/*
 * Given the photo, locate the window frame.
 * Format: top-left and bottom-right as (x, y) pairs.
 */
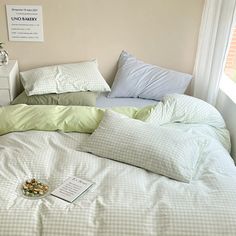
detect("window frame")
(220, 10), (236, 103)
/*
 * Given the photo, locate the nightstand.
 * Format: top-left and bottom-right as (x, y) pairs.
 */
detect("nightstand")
(0, 60), (20, 106)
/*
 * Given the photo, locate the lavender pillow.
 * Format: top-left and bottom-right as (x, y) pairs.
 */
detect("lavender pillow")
(109, 51), (192, 100)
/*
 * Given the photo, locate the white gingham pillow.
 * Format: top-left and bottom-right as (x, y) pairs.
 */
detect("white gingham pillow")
(80, 110), (200, 182)
(20, 60), (111, 96)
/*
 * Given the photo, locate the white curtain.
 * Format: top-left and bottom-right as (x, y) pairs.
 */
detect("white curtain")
(193, 0), (236, 105)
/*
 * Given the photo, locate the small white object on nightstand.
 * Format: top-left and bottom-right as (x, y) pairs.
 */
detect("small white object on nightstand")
(0, 60), (20, 106)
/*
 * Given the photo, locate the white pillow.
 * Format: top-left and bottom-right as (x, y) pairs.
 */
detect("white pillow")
(108, 51), (192, 100)
(20, 60), (111, 96)
(80, 110), (200, 182)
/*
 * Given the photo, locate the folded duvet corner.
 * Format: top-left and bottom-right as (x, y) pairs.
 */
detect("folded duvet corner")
(0, 104), (141, 135)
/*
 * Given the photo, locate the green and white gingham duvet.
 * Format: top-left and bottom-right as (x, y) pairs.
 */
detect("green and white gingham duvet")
(0, 94), (236, 236)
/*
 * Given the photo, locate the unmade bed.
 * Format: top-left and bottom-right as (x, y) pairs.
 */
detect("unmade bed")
(1, 51), (236, 235)
(0, 94), (236, 236)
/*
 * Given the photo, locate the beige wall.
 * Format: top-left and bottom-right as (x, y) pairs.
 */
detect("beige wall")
(0, 0), (204, 85)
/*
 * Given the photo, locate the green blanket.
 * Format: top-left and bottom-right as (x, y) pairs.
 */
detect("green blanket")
(0, 104), (154, 135)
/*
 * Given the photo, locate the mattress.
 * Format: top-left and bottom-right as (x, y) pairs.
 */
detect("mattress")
(96, 92), (158, 108)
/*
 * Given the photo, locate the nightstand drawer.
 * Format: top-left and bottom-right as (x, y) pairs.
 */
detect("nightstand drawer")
(0, 61), (20, 103)
(0, 90), (10, 106)
(0, 77), (9, 89)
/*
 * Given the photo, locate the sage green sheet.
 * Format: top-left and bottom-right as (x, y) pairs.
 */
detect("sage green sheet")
(11, 91), (97, 106)
(0, 104), (155, 135)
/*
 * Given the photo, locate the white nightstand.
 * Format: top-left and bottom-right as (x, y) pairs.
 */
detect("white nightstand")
(0, 60), (20, 106)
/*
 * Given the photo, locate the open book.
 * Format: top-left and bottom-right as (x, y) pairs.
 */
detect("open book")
(51, 176), (93, 203)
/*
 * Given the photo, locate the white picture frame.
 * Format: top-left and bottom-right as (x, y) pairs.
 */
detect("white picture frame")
(6, 5), (44, 42)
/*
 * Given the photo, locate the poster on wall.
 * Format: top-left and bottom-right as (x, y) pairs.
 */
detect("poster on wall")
(6, 5), (44, 42)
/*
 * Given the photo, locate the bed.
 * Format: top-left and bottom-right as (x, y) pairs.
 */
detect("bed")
(1, 93), (236, 235)
(1, 53), (236, 235)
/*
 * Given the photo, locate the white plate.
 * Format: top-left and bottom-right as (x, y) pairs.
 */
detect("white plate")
(19, 179), (50, 200)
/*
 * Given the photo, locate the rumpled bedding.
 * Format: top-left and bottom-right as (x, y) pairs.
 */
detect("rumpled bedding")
(0, 104), (153, 135)
(0, 94), (236, 236)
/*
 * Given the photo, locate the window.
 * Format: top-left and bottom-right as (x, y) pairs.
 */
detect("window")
(220, 21), (236, 103)
(224, 25), (236, 83)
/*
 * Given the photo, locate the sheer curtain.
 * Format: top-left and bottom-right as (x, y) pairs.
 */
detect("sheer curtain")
(193, 0), (236, 106)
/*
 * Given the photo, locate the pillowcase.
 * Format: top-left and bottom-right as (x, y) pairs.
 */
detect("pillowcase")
(11, 90), (97, 106)
(20, 60), (111, 96)
(80, 110), (199, 182)
(108, 51), (192, 100)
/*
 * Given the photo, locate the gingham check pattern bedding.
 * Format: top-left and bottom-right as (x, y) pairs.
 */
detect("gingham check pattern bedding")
(80, 110), (200, 182)
(0, 94), (236, 235)
(20, 60), (111, 96)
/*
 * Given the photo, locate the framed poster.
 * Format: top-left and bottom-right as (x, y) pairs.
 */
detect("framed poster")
(6, 5), (44, 42)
